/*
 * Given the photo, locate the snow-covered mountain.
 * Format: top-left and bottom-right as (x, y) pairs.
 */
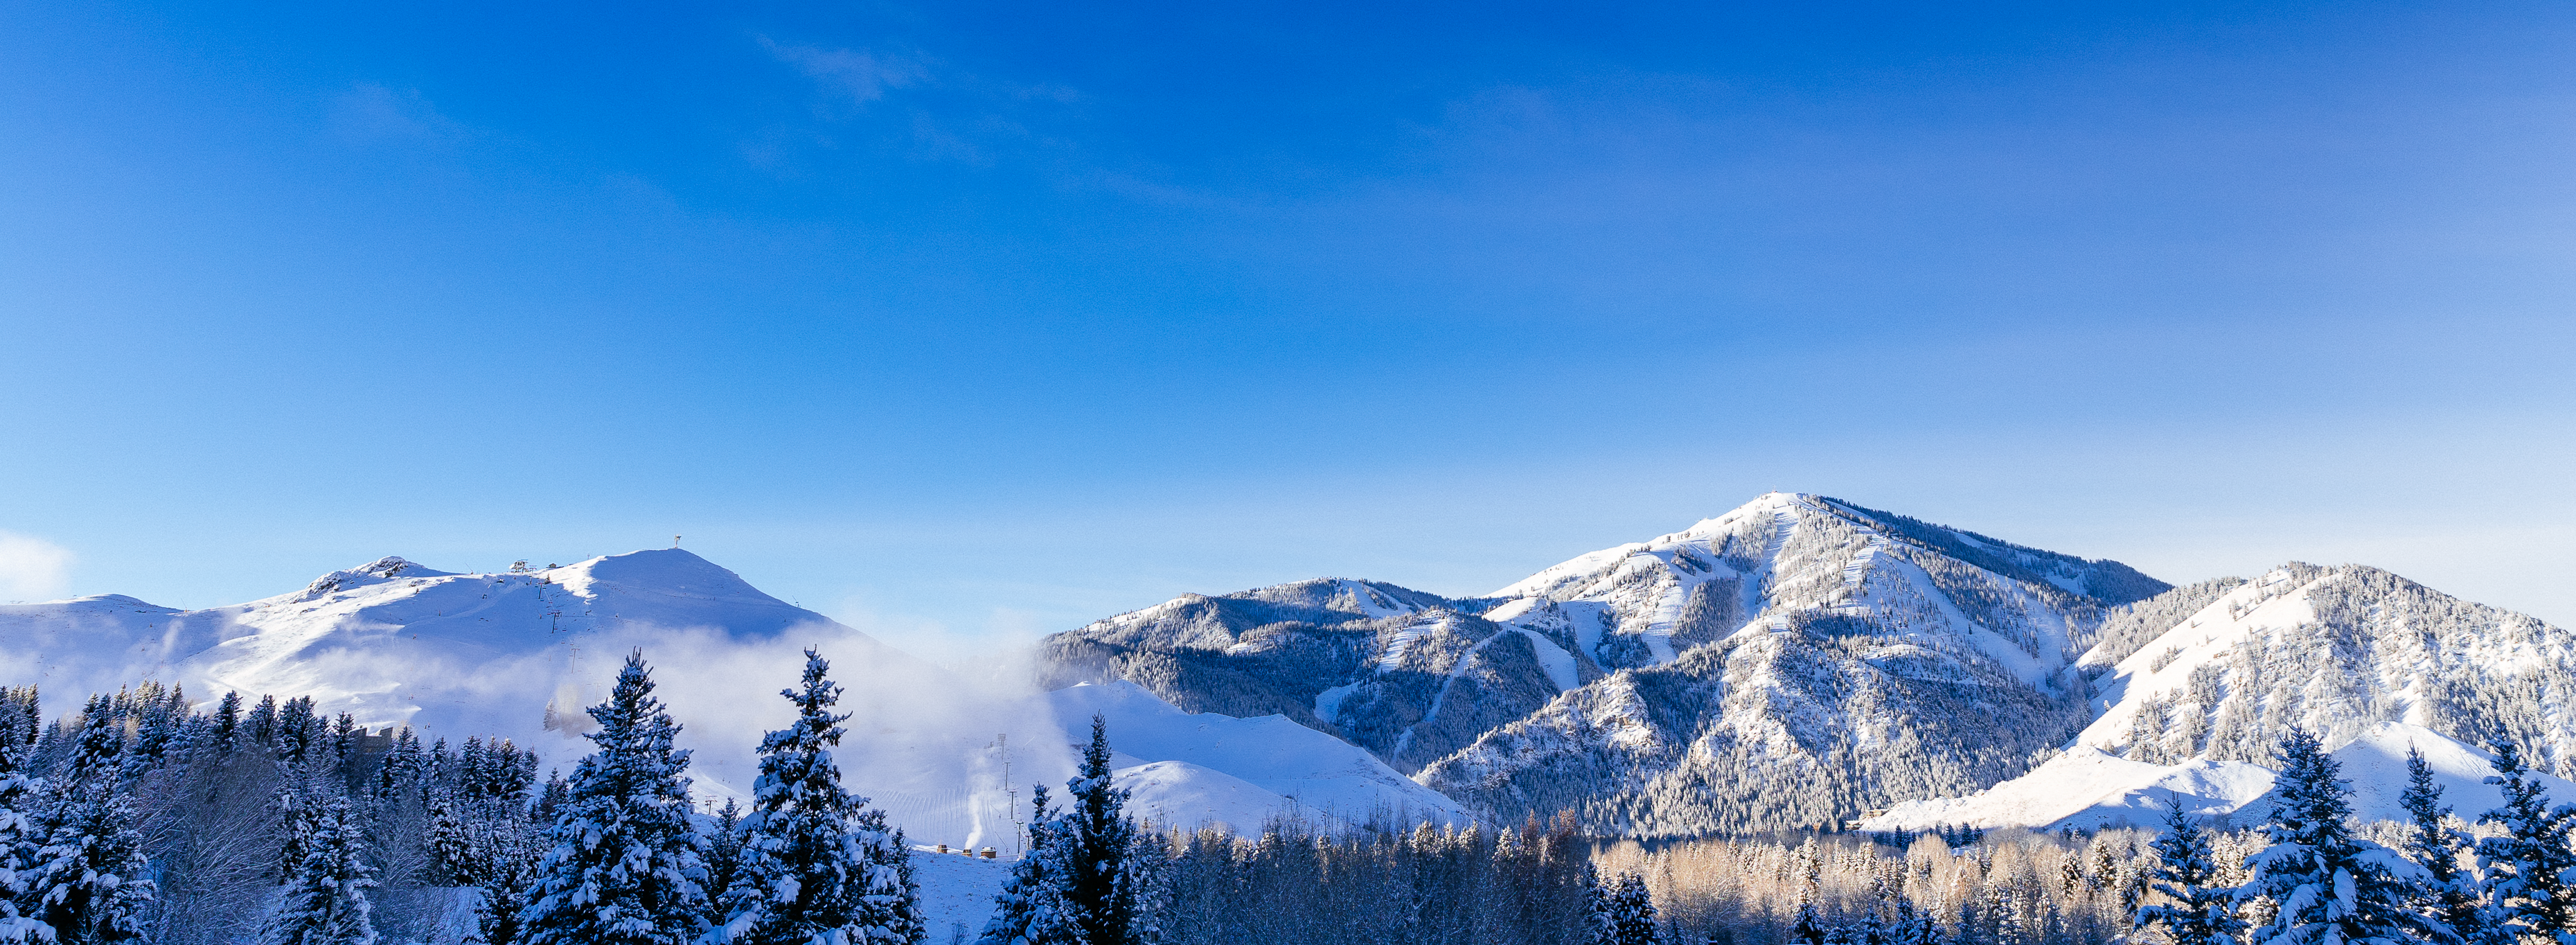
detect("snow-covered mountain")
(1049, 681), (1470, 831)
(1865, 560), (2576, 831)
(1037, 577), (1572, 774)
(1865, 721), (2576, 832)
(15, 492), (2574, 845)
(0, 549), (1455, 845)
(1042, 491), (2576, 838)
(1043, 492), (2180, 836)
(0, 551), (925, 752)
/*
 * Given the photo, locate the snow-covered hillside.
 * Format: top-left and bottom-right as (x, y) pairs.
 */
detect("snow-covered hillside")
(1420, 493), (2180, 836)
(1042, 492), (2178, 836)
(0, 549), (1463, 853)
(1050, 681), (1469, 833)
(1038, 578), (1572, 774)
(2075, 563), (2576, 770)
(1865, 721), (2576, 832)
(1863, 561), (2576, 830)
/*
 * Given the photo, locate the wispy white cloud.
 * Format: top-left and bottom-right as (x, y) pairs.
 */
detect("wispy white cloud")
(760, 37), (932, 109)
(330, 82), (467, 145)
(749, 35), (1089, 172)
(0, 532), (73, 602)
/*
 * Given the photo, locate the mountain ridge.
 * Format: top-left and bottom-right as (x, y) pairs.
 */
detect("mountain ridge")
(13, 491), (2574, 842)
(1039, 491), (2186, 834)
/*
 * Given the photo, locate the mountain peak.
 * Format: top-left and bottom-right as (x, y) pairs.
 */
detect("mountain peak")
(553, 548), (767, 597)
(299, 555), (459, 601)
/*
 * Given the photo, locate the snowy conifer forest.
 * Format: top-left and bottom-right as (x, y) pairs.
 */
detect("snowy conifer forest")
(12, 651), (2576, 945)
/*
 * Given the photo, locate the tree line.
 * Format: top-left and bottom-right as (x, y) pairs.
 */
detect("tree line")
(3, 654), (2572, 945)
(0, 648), (923, 945)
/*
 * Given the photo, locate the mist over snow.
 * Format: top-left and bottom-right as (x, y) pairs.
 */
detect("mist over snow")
(0, 548), (1091, 843)
(0, 545), (1473, 847)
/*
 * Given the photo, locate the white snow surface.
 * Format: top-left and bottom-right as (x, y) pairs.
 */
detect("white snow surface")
(1861, 721), (2576, 832)
(909, 847), (1014, 944)
(1513, 628), (1581, 692)
(1475, 492), (2079, 682)
(1048, 681), (1471, 833)
(2072, 569), (2322, 745)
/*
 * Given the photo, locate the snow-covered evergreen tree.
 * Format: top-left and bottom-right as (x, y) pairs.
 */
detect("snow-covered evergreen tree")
(517, 652), (710, 945)
(1791, 891), (1828, 945)
(373, 727), (424, 802)
(277, 696), (317, 766)
(118, 685), (185, 781)
(1608, 871), (1665, 945)
(0, 687), (47, 945)
(1583, 865), (1616, 945)
(260, 795), (377, 945)
(702, 798), (745, 933)
(974, 788), (1083, 945)
(1059, 714), (1156, 945)
(2401, 747), (2487, 945)
(2135, 800), (2243, 945)
(248, 695), (280, 748)
(26, 694), (152, 944)
(211, 691), (243, 751)
(2476, 741), (2576, 945)
(711, 648), (923, 945)
(2241, 727), (2431, 945)
(534, 771), (568, 824)
(423, 792), (476, 886)
(276, 783), (322, 884)
(472, 832), (542, 945)
(1890, 897), (1939, 945)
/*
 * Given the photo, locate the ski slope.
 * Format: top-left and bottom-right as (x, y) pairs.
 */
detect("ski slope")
(1863, 721), (2576, 831)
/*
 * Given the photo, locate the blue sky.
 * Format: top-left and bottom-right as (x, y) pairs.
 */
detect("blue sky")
(3, 1), (2571, 654)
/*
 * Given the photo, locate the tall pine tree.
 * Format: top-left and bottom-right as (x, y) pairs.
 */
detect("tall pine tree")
(711, 648), (923, 945)
(1059, 714), (1155, 945)
(975, 787), (1083, 945)
(2135, 799), (2244, 945)
(702, 797), (745, 934)
(517, 652), (709, 945)
(1607, 872), (1666, 945)
(2241, 727), (2433, 945)
(1583, 865), (1616, 945)
(2476, 741), (2576, 945)
(977, 716), (1159, 945)
(0, 687), (46, 945)
(2401, 747), (2487, 945)
(26, 694), (152, 944)
(260, 795), (377, 945)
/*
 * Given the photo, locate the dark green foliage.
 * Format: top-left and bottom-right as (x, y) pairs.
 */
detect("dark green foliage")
(2133, 802), (2241, 945)
(2242, 728), (2431, 945)
(712, 648), (922, 945)
(2400, 748), (2482, 945)
(517, 652), (709, 945)
(1818, 499), (2171, 608)
(2476, 741), (2576, 945)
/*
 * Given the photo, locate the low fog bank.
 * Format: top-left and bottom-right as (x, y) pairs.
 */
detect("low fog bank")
(0, 598), (1082, 851)
(424, 618), (1082, 854)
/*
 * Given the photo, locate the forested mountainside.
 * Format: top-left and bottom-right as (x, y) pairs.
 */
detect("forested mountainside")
(1870, 560), (2576, 831)
(2075, 563), (2576, 772)
(1036, 580), (1573, 772)
(1040, 493), (2180, 835)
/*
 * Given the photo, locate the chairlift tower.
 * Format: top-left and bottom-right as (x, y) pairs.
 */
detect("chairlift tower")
(990, 732), (1022, 857)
